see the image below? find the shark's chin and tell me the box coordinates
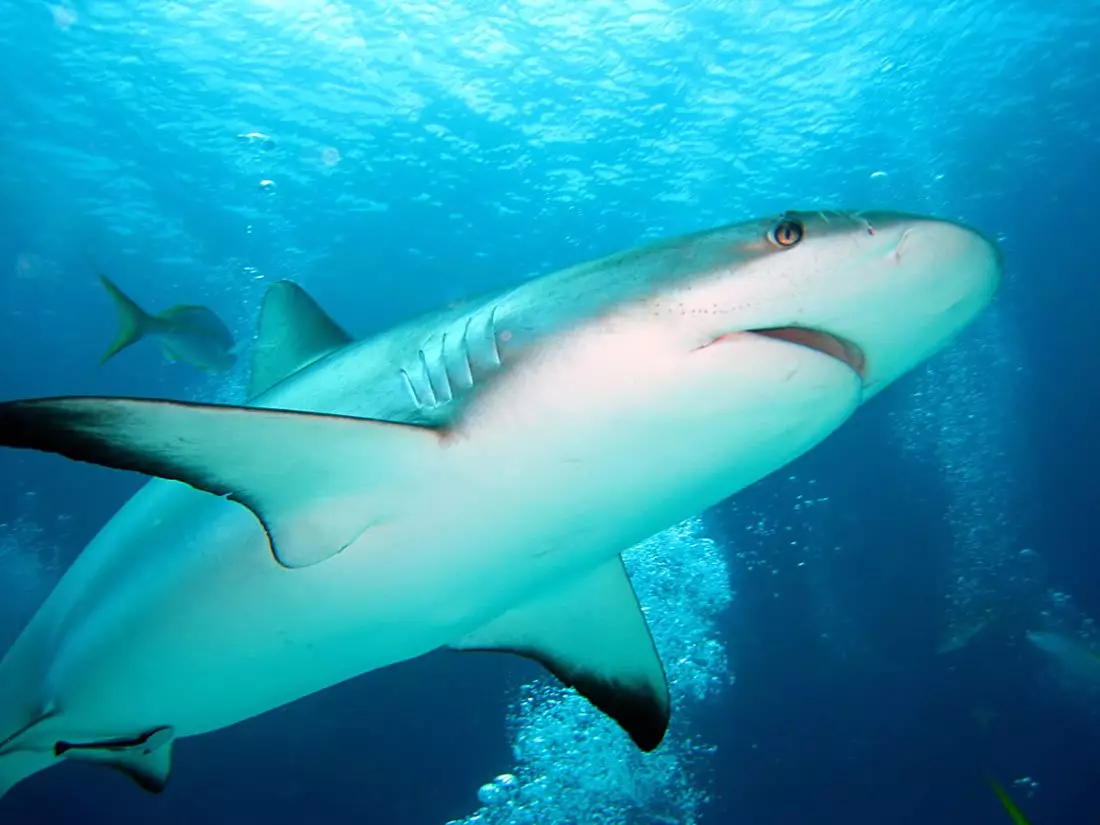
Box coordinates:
[704,328,867,382]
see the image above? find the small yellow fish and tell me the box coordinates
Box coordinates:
[988,775,1033,825]
[96,269,236,372]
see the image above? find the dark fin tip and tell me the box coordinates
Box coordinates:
[54,726,173,795]
[464,645,669,751]
[566,668,669,752]
[110,763,169,795]
[0,399,229,493]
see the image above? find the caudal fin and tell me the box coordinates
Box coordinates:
[97,273,154,364]
[0,711,173,798]
[56,726,175,794]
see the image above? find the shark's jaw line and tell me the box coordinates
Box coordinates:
[703,327,868,382]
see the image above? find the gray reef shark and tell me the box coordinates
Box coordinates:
[0,210,1001,799]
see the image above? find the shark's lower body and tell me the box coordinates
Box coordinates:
[0,330,861,796]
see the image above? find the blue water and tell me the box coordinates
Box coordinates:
[1,1,1099,823]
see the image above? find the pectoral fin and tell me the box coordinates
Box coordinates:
[55,726,175,794]
[452,556,670,751]
[0,397,443,569]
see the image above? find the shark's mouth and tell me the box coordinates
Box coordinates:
[751,327,866,379]
[706,327,866,380]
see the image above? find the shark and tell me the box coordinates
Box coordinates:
[0,210,1001,800]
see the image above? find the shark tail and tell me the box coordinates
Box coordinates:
[97,272,155,364]
[0,702,174,798]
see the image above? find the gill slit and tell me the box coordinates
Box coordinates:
[458,316,476,388]
[400,369,423,409]
[418,349,439,406]
[487,305,502,366]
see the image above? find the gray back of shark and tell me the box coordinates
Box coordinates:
[252,217,774,416]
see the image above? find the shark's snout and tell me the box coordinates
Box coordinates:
[907,219,1002,308]
[853,216,1003,397]
[691,210,1001,395]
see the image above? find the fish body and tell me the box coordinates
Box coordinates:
[98,273,235,371]
[0,210,1001,799]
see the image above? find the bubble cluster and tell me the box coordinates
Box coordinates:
[448,518,732,825]
[0,517,61,654]
[476,774,517,808]
[889,308,1038,654]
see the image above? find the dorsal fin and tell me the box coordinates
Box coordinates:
[249,281,353,399]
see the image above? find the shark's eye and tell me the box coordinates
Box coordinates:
[767,218,804,249]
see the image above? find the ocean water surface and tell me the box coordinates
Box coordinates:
[1,1,1098,823]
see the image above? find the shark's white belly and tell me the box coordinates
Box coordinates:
[27,328,863,744]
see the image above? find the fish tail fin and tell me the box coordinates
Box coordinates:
[97,272,154,364]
